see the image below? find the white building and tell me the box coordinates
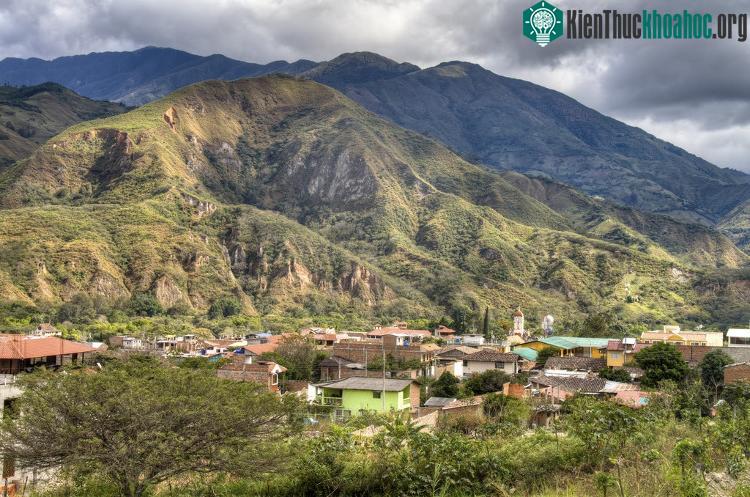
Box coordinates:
[462,350,520,376]
[727,329,750,348]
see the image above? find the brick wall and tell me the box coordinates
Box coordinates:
[725,363,750,385]
[333,341,432,364]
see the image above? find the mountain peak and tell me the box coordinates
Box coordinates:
[301,51,419,85]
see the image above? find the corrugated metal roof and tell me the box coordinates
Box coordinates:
[321,377,412,391]
[540,337,612,349]
[513,347,538,361]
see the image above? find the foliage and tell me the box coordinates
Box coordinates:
[430,371,460,398]
[262,334,322,381]
[208,297,242,319]
[599,368,632,382]
[635,342,689,388]
[0,358,296,497]
[128,293,164,317]
[534,347,557,367]
[699,349,733,401]
[463,369,510,395]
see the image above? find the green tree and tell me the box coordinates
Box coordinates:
[431,371,460,398]
[482,306,490,339]
[128,293,163,317]
[263,334,320,381]
[207,296,242,319]
[56,292,96,323]
[535,347,557,367]
[464,369,510,395]
[635,342,688,388]
[0,358,295,497]
[699,349,732,402]
[599,368,632,383]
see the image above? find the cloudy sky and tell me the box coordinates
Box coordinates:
[1,0,750,171]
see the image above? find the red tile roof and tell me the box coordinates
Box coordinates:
[0,335,94,359]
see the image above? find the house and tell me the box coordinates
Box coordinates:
[418,396,484,418]
[613,390,651,408]
[366,323,432,340]
[0,335,95,374]
[31,323,60,337]
[527,373,638,402]
[433,325,457,341]
[462,350,521,376]
[640,326,724,347]
[109,335,146,350]
[727,329,750,348]
[724,362,750,385]
[606,338,646,367]
[461,334,485,347]
[312,377,419,420]
[332,335,438,377]
[318,356,368,381]
[514,336,612,359]
[217,356,287,393]
[543,356,606,377]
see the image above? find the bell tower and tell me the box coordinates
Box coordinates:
[512,307,525,336]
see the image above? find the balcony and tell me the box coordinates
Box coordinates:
[316,395,343,407]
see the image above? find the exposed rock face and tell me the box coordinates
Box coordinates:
[163,107,178,131]
[152,275,189,309]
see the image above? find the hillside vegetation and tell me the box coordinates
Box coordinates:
[0,83,126,169]
[0,76,748,326]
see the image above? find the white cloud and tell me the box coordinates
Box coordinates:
[0,0,749,170]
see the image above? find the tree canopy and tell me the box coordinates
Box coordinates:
[635,342,689,388]
[0,358,297,497]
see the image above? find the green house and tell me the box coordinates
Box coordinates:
[314,377,416,421]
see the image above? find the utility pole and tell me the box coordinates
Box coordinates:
[382,342,386,412]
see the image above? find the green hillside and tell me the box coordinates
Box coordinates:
[0,83,126,169]
[0,76,747,326]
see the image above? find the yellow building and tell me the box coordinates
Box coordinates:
[513,336,612,361]
[605,338,644,367]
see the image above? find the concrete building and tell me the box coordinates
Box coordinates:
[462,350,521,376]
[727,329,750,348]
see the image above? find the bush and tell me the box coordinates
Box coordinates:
[128,293,163,317]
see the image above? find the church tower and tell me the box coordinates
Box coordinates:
[512,307,525,336]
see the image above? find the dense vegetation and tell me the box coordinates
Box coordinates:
[0,76,748,332]
[7,354,750,497]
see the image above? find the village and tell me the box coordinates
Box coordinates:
[3,309,750,429]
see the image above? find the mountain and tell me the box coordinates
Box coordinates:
[5,48,748,247]
[0,76,747,326]
[306,54,750,230]
[0,47,317,106]
[0,83,126,168]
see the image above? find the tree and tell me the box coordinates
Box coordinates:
[482,393,530,427]
[431,371,460,398]
[535,347,557,367]
[635,342,688,388]
[464,369,510,395]
[0,358,295,497]
[699,349,733,402]
[128,293,163,317]
[482,307,490,339]
[207,296,242,319]
[265,334,320,381]
[599,368,632,383]
[56,292,96,323]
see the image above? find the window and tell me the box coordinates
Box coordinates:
[495,362,505,369]
[373,391,381,399]
[463,360,468,366]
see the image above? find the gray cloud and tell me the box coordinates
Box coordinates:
[0,0,749,171]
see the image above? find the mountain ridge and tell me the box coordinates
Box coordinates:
[0,75,747,327]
